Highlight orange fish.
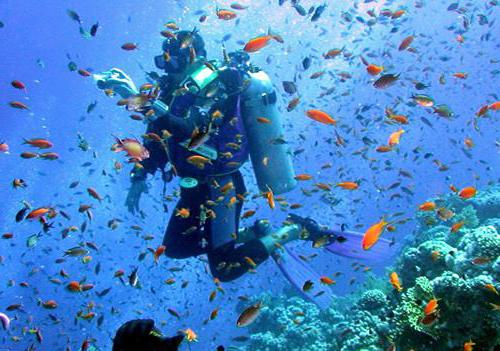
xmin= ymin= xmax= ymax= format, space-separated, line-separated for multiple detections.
xmin=453 ymin=72 xmax=468 ymax=79
xmin=389 ymin=272 xmax=403 ymax=292
xmin=450 ymin=221 xmax=465 ymax=233
xmin=67 ymin=281 xmax=81 ymax=292
xmin=419 ymin=201 xmax=436 ymax=211
xmin=366 ymin=64 xmax=384 ymax=76
xmin=265 ymin=187 xmax=275 ymax=209
xmin=464 ymin=340 xmax=475 ymax=351
xmin=489 ymin=101 xmax=500 ymax=110
xmin=387 ymin=114 xmax=409 ymax=124
xmin=323 ymin=48 xmax=343 ymax=59
xmin=78 ymin=68 xmax=92 ymax=77
xmin=458 ymin=186 xmax=476 ymax=199
xmin=464 ymin=138 xmax=474 ymax=148
xmin=391 ymin=9 xmax=406 ymax=19
xmin=0 ymin=142 xmax=9 ymax=153
xmin=26 ymin=207 xmax=50 ymax=220
xmin=376 ymin=145 xmax=393 ymax=153
xmin=241 ymin=209 xmax=256 ymax=219
xmin=320 ymin=276 xmax=335 ymax=285
xmin=244 ymin=34 xmax=279 ymax=53
xmin=244 ymin=256 xmax=257 ymax=268
xmin=217 ymin=8 xmax=237 ymax=20
xmin=176 ymin=208 xmax=190 ymax=219
xmin=306 ymin=109 xmax=337 ymax=125
xmin=10 ymin=101 xmax=30 ymax=110
xmin=424 ymin=298 xmax=439 ymax=316
xmin=23 ymin=138 xmax=53 ymax=149
xmin=113 ymin=137 xmax=150 ymax=162
xmin=362 ymin=218 xmax=388 ymax=250
xmin=154 ymin=245 xmax=166 ymax=263
xmin=388 ymin=129 xmax=404 ymax=146
xmin=483 ymin=284 xmax=499 ymax=295
xmin=295 ymin=174 xmax=313 ymax=181
xmin=336 ymin=182 xmax=359 ymax=190
xmin=41 ymin=300 xmax=58 ymax=309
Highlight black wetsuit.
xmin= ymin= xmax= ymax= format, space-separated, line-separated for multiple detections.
xmin=133 ymin=69 xmax=269 ymax=282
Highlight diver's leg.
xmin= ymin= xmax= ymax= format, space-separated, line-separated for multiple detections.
xmin=205 ymin=172 xmax=270 ymax=281
xmin=162 ymin=182 xmax=208 ymax=259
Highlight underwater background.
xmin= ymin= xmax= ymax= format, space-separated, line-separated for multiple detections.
xmin=0 ymin=0 xmax=499 ymax=350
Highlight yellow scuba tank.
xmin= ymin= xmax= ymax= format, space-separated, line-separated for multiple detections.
xmin=241 ymin=68 xmax=297 ymax=195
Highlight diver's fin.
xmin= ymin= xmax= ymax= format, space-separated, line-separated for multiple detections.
xmin=162 ymin=335 xmax=184 ymax=350
xmin=272 ymin=246 xmax=334 ymax=310
xmin=324 ymin=228 xmax=393 ymax=261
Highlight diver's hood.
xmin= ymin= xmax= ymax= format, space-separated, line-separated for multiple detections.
xmin=155 ymin=30 xmax=207 ymax=73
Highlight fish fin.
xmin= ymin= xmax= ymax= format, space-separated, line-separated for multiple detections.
xmin=272 ymin=246 xmax=334 ymax=309
xmin=324 ymin=229 xmax=393 ymax=261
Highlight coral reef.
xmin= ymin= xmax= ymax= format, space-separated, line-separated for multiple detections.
xmin=241 ymin=185 xmax=500 ymax=351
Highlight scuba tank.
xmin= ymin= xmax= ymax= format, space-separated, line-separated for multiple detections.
xmin=240 ymin=68 xmax=297 ymax=195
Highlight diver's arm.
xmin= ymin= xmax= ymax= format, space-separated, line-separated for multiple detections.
xmin=93 ymin=68 xmax=168 ymax=115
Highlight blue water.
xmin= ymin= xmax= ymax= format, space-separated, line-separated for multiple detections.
xmin=0 ymin=0 xmax=498 ymax=350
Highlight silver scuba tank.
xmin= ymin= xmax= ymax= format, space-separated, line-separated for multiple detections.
xmin=241 ymin=69 xmax=297 ymax=195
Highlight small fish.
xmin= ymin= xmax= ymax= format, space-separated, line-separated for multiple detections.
xmin=398 ymin=35 xmax=414 ymax=51
xmin=244 ymin=33 xmax=281 ymax=53
xmin=64 ymin=246 xmax=89 ymax=257
xmin=311 ymin=3 xmax=327 ymax=22
xmin=216 ymin=8 xmax=237 ymax=20
xmin=458 ymin=186 xmax=476 ymax=199
xmin=306 ymin=109 xmax=336 ymax=125
xmin=424 ymin=298 xmax=439 ymax=316
xmin=362 ymin=218 xmax=388 ymax=250
xmin=302 ymin=280 xmax=314 ymax=292
xmin=9 ymin=101 xmax=30 ymax=110
xmin=11 ymin=80 xmax=27 ymax=91
xmin=121 ymin=42 xmax=138 ymax=51
xmin=129 ymin=267 xmax=139 ymax=287
xmin=374 ymin=74 xmax=400 ymax=89
xmin=236 ymin=301 xmax=262 ymax=327
xmin=90 ymin=22 xmax=99 ymax=36
xmin=464 ymin=340 xmax=476 ymax=351
xmin=419 ymin=201 xmax=436 ymax=211
xmin=67 ymin=9 xmax=82 ymax=24
xmin=389 ymin=272 xmax=403 ymax=292
xmin=0 ymin=312 xmax=10 ymax=330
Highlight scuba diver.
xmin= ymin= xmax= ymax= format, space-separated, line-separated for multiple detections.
xmin=94 ymin=29 xmax=390 ymax=306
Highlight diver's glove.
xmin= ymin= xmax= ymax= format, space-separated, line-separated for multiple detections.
xmin=287 ymin=214 xmax=336 ymax=247
xmin=125 ymin=179 xmax=148 ymax=214
xmin=93 ymin=68 xmax=139 ymax=99
xmin=112 ymin=319 xmax=184 ymax=351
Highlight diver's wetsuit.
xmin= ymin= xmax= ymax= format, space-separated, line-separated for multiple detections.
xmin=132 ymin=65 xmax=269 ymax=282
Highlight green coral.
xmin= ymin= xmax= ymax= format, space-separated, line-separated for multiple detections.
xmin=392 ymin=277 xmax=435 ymax=338
xmin=358 ymin=289 xmax=387 ymax=313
